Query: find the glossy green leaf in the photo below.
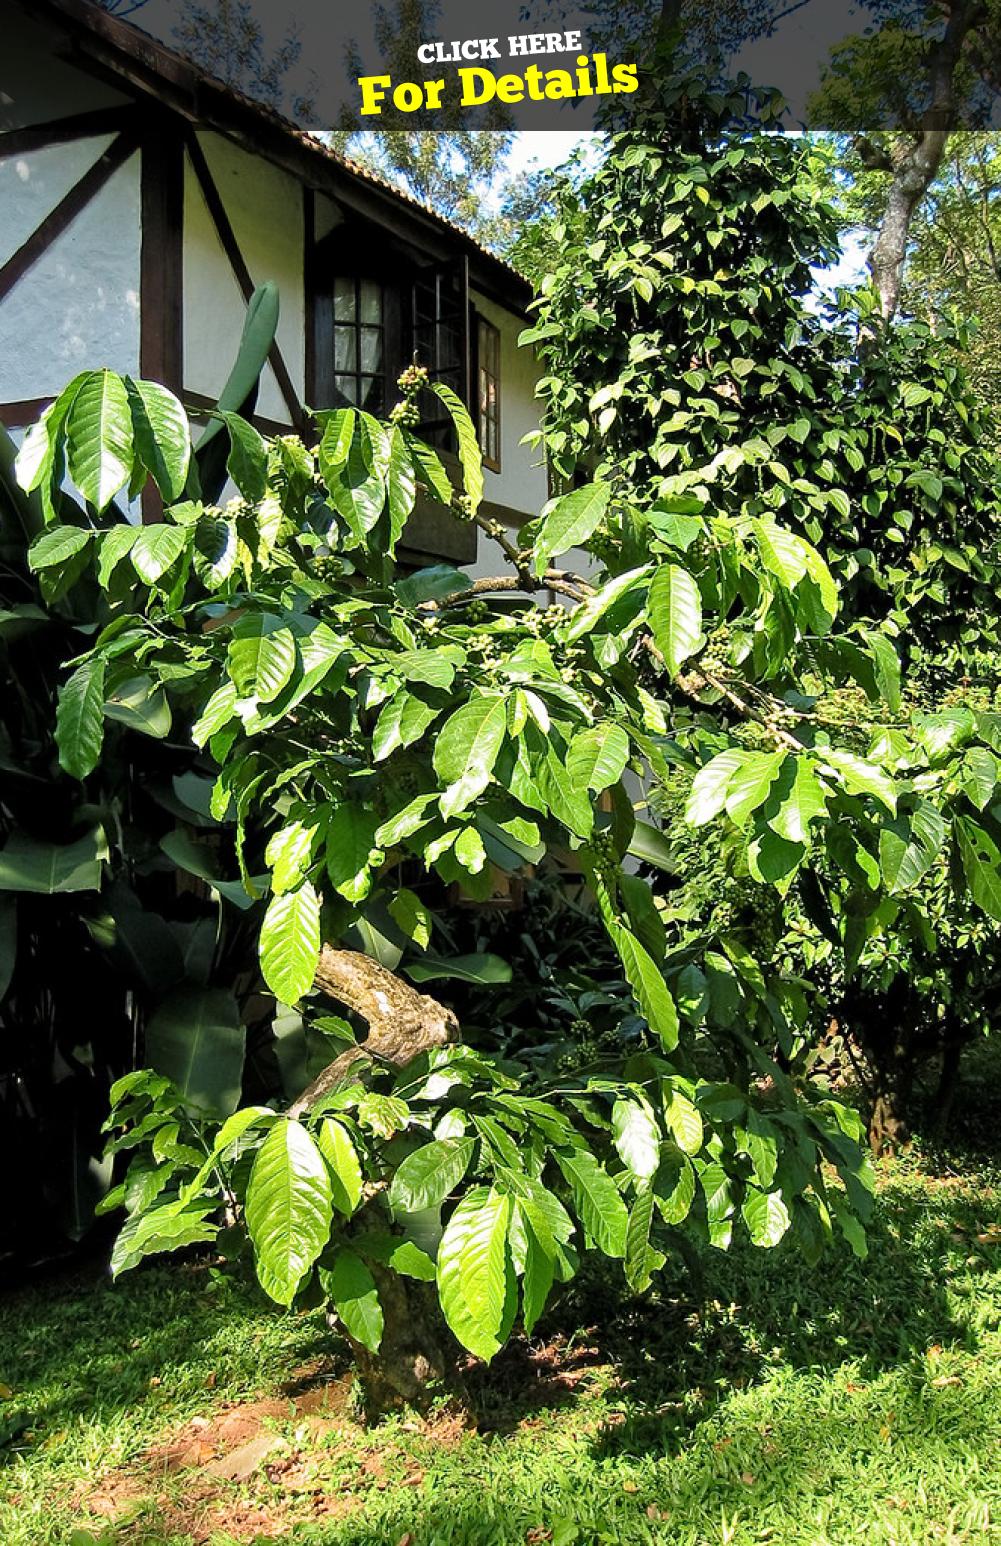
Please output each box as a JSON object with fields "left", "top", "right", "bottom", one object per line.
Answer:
{"left": 131, "top": 524, "right": 187, "bottom": 586}
{"left": 554, "top": 1148, "right": 628, "bottom": 1259}
{"left": 567, "top": 723, "right": 630, "bottom": 794}
{"left": 228, "top": 615, "right": 297, "bottom": 703}
{"left": 65, "top": 369, "right": 134, "bottom": 511}
{"left": 317, "top": 1118, "right": 363, "bottom": 1216}
{"left": 56, "top": 657, "right": 106, "bottom": 780}
{"left": 534, "top": 481, "right": 611, "bottom": 574}
{"left": 145, "top": 986, "right": 245, "bottom": 1116}
{"left": 246, "top": 1119, "right": 333, "bottom": 1306}
{"left": 322, "top": 1249, "right": 383, "bottom": 1352}
{"left": 390, "top": 1137, "right": 476, "bottom": 1213}
{"left": 260, "top": 882, "right": 321, "bottom": 1003}
{"left": 126, "top": 377, "right": 190, "bottom": 502}
{"left": 649, "top": 563, "right": 703, "bottom": 675}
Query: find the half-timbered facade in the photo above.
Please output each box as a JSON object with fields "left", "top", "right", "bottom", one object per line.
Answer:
{"left": 0, "top": 0, "right": 547, "bottom": 563}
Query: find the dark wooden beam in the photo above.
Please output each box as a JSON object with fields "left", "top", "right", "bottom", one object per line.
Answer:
{"left": 185, "top": 130, "right": 305, "bottom": 432}
{"left": 0, "top": 130, "right": 138, "bottom": 306}
{"left": 0, "top": 105, "right": 138, "bottom": 159}
{"left": 140, "top": 114, "right": 184, "bottom": 522}
{"left": 184, "top": 390, "right": 295, "bottom": 439}
{"left": 15, "top": 0, "right": 531, "bottom": 315}
{"left": 0, "top": 397, "right": 52, "bottom": 428}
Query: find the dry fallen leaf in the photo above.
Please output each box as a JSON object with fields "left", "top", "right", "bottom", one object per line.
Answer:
{"left": 741, "top": 1472, "right": 756, "bottom": 1486}
{"left": 622, "top": 1479, "right": 639, "bottom": 1494}
{"left": 0, "top": 1383, "right": 13, "bottom": 1400}
{"left": 931, "top": 1375, "right": 963, "bottom": 1388}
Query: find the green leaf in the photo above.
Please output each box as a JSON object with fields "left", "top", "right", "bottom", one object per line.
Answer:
{"left": 879, "top": 802, "right": 946, "bottom": 894}
{"left": 322, "top": 1249, "right": 383, "bottom": 1352}
{"left": 432, "top": 383, "right": 484, "bottom": 515}
{"left": 145, "top": 986, "right": 245, "bottom": 1116}
{"left": 95, "top": 524, "right": 140, "bottom": 588}
{"left": 390, "top": 1138, "right": 476, "bottom": 1213}
{"left": 260, "top": 882, "right": 321, "bottom": 1004}
{"left": 653, "top": 1150, "right": 695, "bottom": 1225}
{"left": 437, "top": 1187, "right": 513, "bottom": 1361}
{"left": 193, "top": 682, "right": 238, "bottom": 747}
{"left": 867, "top": 633, "right": 901, "bottom": 714}
{"left": 104, "top": 674, "right": 172, "bottom": 739}
{"left": 624, "top": 1187, "right": 663, "bottom": 1293}
{"left": 665, "top": 1089, "right": 703, "bottom": 1156}
{"left": 769, "top": 760, "right": 826, "bottom": 845}
{"left": 554, "top": 1148, "right": 628, "bottom": 1259}
{"left": 317, "top": 1118, "right": 363, "bottom": 1216}
{"left": 957, "top": 817, "right": 1001, "bottom": 921}
{"left": 395, "top": 564, "right": 471, "bottom": 608}
{"left": 372, "top": 692, "right": 437, "bottom": 762}
{"left": 404, "top": 953, "right": 511, "bottom": 985}
{"left": 325, "top": 804, "right": 380, "bottom": 903}
{"left": 27, "top": 525, "right": 92, "bottom": 573}
{"left": 386, "top": 425, "right": 416, "bottom": 548}
{"left": 534, "top": 482, "right": 611, "bottom": 574}
{"left": 434, "top": 696, "right": 507, "bottom": 818}
{"left": 404, "top": 435, "right": 454, "bottom": 507}
{"left": 649, "top": 563, "right": 703, "bottom": 675}
{"left": 725, "top": 752, "right": 786, "bottom": 826}
{"left": 193, "top": 515, "right": 238, "bottom": 589}
{"left": 265, "top": 820, "right": 317, "bottom": 896}
{"left": 753, "top": 519, "right": 808, "bottom": 589}
{"left": 126, "top": 377, "right": 190, "bottom": 502}
{"left": 822, "top": 750, "right": 896, "bottom": 814}
{"left": 221, "top": 411, "right": 267, "bottom": 501}
{"left": 131, "top": 524, "right": 187, "bottom": 586}
{"left": 742, "top": 1187, "right": 791, "bottom": 1248}
{"left": 612, "top": 925, "right": 679, "bottom": 1050}
{"left": 685, "top": 750, "right": 745, "bottom": 826}
{"left": 519, "top": 1203, "right": 556, "bottom": 1334}
{"left": 612, "top": 1098, "right": 661, "bottom": 1181}
{"left": 228, "top": 615, "right": 297, "bottom": 704}
{"left": 567, "top": 723, "right": 630, "bottom": 794}
{"left": 245, "top": 1120, "right": 333, "bottom": 1306}
{"left": 65, "top": 369, "right": 134, "bottom": 511}
{"left": 56, "top": 658, "right": 106, "bottom": 780}
{"left": 0, "top": 828, "right": 104, "bottom": 894}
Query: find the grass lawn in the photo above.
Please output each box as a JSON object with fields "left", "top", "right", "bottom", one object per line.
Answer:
{"left": 1, "top": 1142, "right": 999, "bottom": 1546}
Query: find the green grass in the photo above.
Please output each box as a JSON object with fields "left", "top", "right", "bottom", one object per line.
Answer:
{"left": 1, "top": 1147, "right": 1000, "bottom": 1546}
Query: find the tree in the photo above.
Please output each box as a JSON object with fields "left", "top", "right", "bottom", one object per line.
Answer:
{"left": 168, "top": 0, "right": 316, "bottom": 119}
{"left": 813, "top": 1, "right": 1001, "bottom": 319}
{"left": 523, "top": 79, "right": 1001, "bottom": 1146}
{"left": 331, "top": 0, "right": 513, "bottom": 230}
{"left": 17, "top": 250, "right": 1001, "bottom": 1394}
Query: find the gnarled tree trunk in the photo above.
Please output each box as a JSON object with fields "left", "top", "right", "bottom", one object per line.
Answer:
{"left": 297, "top": 946, "right": 463, "bottom": 1413}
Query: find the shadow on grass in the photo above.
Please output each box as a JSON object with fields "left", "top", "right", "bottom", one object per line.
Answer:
{"left": 0, "top": 1260, "right": 333, "bottom": 1453}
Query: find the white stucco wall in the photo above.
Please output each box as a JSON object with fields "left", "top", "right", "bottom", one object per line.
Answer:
{"left": 471, "top": 288, "right": 547, "bottom": 523}
{"left": 183, "top": 132, "right": 304, "bottom": 425}
{"left": 0, "top": 137, "right": 141, "bottom": 403}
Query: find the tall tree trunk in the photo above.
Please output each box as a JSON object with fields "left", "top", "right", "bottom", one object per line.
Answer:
{"left": 866, "top": 1, "right": 985, "bottom": 320}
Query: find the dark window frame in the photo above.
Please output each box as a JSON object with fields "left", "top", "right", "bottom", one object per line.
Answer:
{"left": 475, "top": 313, "right": 501, "bottom": 473}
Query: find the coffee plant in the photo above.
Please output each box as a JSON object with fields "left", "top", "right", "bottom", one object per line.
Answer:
{"left": 15, "top": 332, "right": 1001, "bottom": 1404}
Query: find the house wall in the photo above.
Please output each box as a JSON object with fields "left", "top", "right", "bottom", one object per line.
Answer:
{"left": 0, "top": 135, "right": 141, "bottom": 404}
{"left": 471, "top": 288, "right": 547, "bottom": 526}
{"left": 183, "top": 132, "right": 305, "bottom": 426}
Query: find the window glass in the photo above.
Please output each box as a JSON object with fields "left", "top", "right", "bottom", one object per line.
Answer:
{"left": 332, "top": 276, "right": 385, "bottom": 413}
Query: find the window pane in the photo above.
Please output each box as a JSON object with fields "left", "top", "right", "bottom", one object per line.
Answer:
{"left": 334, "top": 328, "right": 357, "bottom": 372}
{"left": 359, "top": 280, "right": 382, "bottom": 325}
{"left": 334, "top": 374, "right": 359, "bottom": 405}
{"left": 360, "top": 326, "right": 383, "bottom": 375}
{"left": 360, "top": 376, "right": 384, "bottom": 414}
{"left": 333, "top": 277, "right": 356, "bottom": 322}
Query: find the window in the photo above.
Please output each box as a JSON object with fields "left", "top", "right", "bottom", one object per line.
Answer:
{"left": 332, "top": 276, "right": 385, "bottom": 413}
{"left": 411, "top": 260, "right": 469, "bottom": 449}
{"left": 477, "top": 317, "right": 501, "bottom": 471}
